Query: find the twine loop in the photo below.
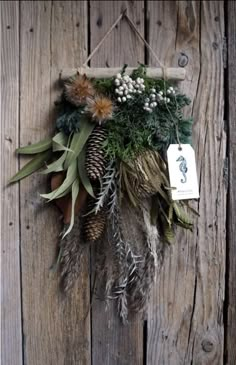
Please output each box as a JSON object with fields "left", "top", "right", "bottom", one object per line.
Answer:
{"left": 81, "top": 9, "right": 167, "bottom": 80}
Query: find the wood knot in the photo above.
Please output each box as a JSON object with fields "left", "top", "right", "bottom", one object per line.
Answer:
{"left": 178, "top": 53, "right": 188, "bottom": 67}
{"left": 201, "top": 339, "right": 214, "bottom": 353}
{"left": 212, "top": 42, "right": 218, "bottom": 50}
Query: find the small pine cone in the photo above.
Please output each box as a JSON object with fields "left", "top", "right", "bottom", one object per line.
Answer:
{"left": 83, "top": 196, "right": 107, "bottom": 242}
{"left": 83, "top": 210, "right": 106, "bottom": 242}
{"left": 86, "top": 126, "right": 107, "bottom": 181}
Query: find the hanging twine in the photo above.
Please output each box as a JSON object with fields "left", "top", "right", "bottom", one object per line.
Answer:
{"left": 79, "top": 9, "right": 166, "bottom": 79}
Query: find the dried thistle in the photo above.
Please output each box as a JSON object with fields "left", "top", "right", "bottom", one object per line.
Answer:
{"left": 86, "top": 95, "right": 113, "bottom": 124}
{"left": 64, "top": 72, "right": 95, "bottom": 106}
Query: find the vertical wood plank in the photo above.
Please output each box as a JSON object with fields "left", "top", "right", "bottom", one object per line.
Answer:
{"left": 89, "top": 1, "right": 144, "bottom": 364}
{"left": 227, "top": 1, "right": 236, "bottom": 364}
{"left": 20, "top": 2, "right": 90, "bottom": 364}
{"left": 147, "top": 1, "right": 226, "bottom": 364}
{"left": 1, "top": 2, "right": 23, "bottom": 364}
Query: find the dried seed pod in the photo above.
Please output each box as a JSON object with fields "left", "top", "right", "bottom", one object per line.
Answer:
{"left": 64, "top": 72, "right": 95, "bottom": 106}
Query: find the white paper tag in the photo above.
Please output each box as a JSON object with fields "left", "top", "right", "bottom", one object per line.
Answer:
{"left": 167, "top": 144, "right": 199, "bottom": 200}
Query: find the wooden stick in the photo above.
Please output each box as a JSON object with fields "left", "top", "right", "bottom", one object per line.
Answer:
{"left": 60, "top": 67, "right": 186, "bottom": 81}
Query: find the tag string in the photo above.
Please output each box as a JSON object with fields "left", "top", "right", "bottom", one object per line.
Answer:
{"left": 81, "top": 9, "right": 167, "bottom": 79}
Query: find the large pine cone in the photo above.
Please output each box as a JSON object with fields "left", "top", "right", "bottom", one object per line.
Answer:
{"left": 85, "top": 126, "right": 107, "bottom": 181}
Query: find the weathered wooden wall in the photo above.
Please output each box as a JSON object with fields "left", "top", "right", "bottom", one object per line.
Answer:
{"left": 1, "top": 1, "right": 235, "bottom": 364}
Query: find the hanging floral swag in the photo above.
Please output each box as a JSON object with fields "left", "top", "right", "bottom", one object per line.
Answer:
{"left": 10, "top": 65, "right": 195, "bottom": 322}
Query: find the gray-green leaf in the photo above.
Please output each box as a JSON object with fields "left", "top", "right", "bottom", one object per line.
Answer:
{"left": 16, "top": 138, "right": 52, "bottom": 154}
{"left": 62, "top": 178, "right": 80, "bottom": 238}
{"left": 52, "top": 132, "right": 71, "bottom": 152}
{"left": 64, "top": 118, "right": 95, "bottom": 170}
{"left": 78, "top": 148, "right": 95, "bottom": 198}
{"left": 40, "top": 160, "right": 77, "bottom": 201}
{"left": 9, "top": 150, "right": 52, "bottom": 183}
{"left": 41, "top": 150, "right": 67, "bottom": 175}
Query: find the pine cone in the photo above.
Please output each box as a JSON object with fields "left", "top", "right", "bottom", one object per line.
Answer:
{"left": 83, "top": 197, "right": 107, "bottom": 242}
{"left": 86, "top": 126, "right": 107, "bottom": 181}
{"left": 83, "top": 210, "right": 106, "bottom": 242}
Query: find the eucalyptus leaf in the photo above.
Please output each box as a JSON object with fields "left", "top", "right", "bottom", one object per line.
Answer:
{"left": 41, "top": 150, "right": 67, "bottom": 175}
{"left": 16, "top": 138, "right": 52, "bottom": 154}
{"left": 62, "top": 178, "right": 80, "bottom": 238}
{"left": 54, "top": 186, "right": 72, "bottom": 199}
{"left": 52, "top": 132, "right": 72, "bottom": 152}
{"left": 78, "top": 148, "right": 95, "bottom": 198}
{"left": 40, "top": 160, "right": 77, "bottom": 201}
{"left": 64, "top": 118, "right": 95, "bottom": 169}
{"left": 9, "top": 150, "right": 52, "bottom": 183}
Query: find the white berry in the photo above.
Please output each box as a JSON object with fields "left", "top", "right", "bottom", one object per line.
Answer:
{"left": 127, "top": 94, "right": 132, "bottom": 99}
{"left": 122, "top": 96, "right": 127, "bottom": 102}
{"left": 116, "top": 73, "right": 122, "bottom": 79}
{"left": 145, "top": 102, "right": 149, "bottom": 107}
{"left": 124, "top": 89, "right": 128, "bottom": 95}
{"left": 117, "top": 97, "right": 122, "bottom": 102}
{"left": 115, "top": 88, "right": 119, "bottom": 94}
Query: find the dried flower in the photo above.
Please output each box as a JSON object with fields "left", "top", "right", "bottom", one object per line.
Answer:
{"left": 64, "top": 72, "right": 95, "bottom": 106}
{"left": 86, "top": 95, "right": 113, "bottom": 124}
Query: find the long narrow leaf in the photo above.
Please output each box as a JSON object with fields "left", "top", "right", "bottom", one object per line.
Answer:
{"left": 9, "top": 150, "right": 52, "bottom": 183}
{"left": 16, "top": 138, "right": 52, "bottom": 154}
{"left": 41, "top": 151, "right": 67, "bottom": 174}
{"left": 64, "top": 118, "right": 95, "bottom": 169}
{"left": 62, "top": 179, "right": 80, "bottom": 238}
{"left": 40, "top": 160, "right": 77, "bottom": 201}
{"left": 52, "top": 132, "right": 72, "bottom": 152}
{"left": 54, "top": 186, "right": 72, "bottom": 199}
{"left": 78, "top": 148, "right": 95, "bottom": 198}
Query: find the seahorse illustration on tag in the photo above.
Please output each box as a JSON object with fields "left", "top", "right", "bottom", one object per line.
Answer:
{"left": 176, "top": 156, "right": 187, "bottom": 183}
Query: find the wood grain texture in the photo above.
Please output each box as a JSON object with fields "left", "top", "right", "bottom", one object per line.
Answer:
{"left": 1, "top": 2, "right": 23, "bottom": 364}
{"left": 1, "top": 1, "right": 230, "bottom": 364}
{"left": 89, "top": 1, "right": 144, "bottom": 364}
{"left": 20, "top": 2, "right": 90, "bottom": 364}
{"left": 147, "top": 1, "right": 226, "bottom": 364}
{"left": 226, "top": 2, "right": 236, "bottom": 364}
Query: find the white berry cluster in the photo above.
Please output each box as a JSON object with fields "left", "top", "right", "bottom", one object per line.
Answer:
{"left": 143, "top": 87, "right": 176, "bottom": 113}
{"left": 114, "top": 73, "right": 145, "bottom": 103}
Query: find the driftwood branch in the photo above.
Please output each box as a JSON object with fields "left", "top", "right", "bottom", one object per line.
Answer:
{"left": 60, "top": 67, "right": 186, "bottom": 81}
